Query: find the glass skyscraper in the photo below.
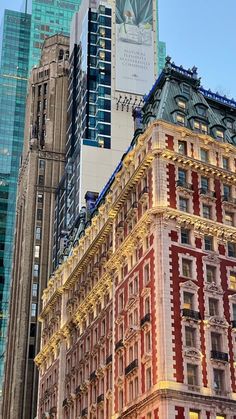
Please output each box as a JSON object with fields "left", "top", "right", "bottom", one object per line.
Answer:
{"left": 29, "top": 0, "right": 82, "bottom": 70}
{"left": 0, "top": 0, "right": 83, "bottom": 396}
{"left": 0, "top": 9, "right": 31, "bottom": 391}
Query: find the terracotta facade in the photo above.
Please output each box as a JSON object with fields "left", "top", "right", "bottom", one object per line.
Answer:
{"left": 36, "top": 120, "right": 236, "bottom": 419}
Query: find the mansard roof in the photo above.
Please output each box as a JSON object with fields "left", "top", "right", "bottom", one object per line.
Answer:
{"left": 143, "top": 56, "right": 236, "bottom": 145}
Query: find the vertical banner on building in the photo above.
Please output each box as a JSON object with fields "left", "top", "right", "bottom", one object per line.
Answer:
{"left": 115, "top": 0, "right": 155, "bottom": 95}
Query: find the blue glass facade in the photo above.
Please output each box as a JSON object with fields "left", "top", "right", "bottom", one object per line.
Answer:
{"left": 0, "top": 9, "right": 31, "bottom": 390}
{"left": 0, "top": 0, "right": 83, "bottom": 394}
{"left": 29, "top": 0, "right": 82, "bottom": 70}
{"left": 53, "top": 3, "right": 112, "bottom": 267}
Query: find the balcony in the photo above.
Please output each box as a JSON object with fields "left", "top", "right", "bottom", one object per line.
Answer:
{"left": 115, "top": 339, "right": 124, "bottom": 351}
{"left": 221, "top": 195, "right": 236, "bottom": 205}
{"left": 176, "top": 180, "right": 192, "bottom": 191}
{"left": 125, "top": 359, "right": 138, "bottom": 376}
{"left": 182, "top": 308, "right": 201, "bottom": 320}
{"left": 140, "top": 313, "right": 151, "bottom": 327}
{"left": 106, "top": 354, "right": 112, "bottom": 365}
{"left": 90, "top": 370, "right": 97, "bottom": 381}
{"left": 81, "top": 407, "right": 88, "bottom": 417}
{"left": 231, "top": 320, "right": 236, "bottom": 329}
{"left": 199, "top": 188, "right": 215, "bottom": 198}
{"left": 97, "top": 393, "right": 104, "bottom": 404}
{"left": 139, "top": 186, "right": 149, "bottom": 203}
{"left": 211, "top": 350, "right": 228, "bottom": 362}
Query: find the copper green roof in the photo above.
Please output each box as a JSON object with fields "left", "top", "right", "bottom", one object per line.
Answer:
{"left": 143, "top": 56, "right": 236, "bottom": 145}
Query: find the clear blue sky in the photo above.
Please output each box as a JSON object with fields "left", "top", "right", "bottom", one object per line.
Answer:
{"left": 1, "top": 0, "right": 236, "bottom": 97}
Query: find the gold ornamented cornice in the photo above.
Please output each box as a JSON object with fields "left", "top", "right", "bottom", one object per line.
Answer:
{"left": 158, "top": 207, "right": 236, "bottom": 242}
{"left": 161, "top": 149, "right": 236, "bottom": 183}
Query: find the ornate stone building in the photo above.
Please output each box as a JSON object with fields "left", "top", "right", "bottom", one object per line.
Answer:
{"left": 3, "top": 35, "right": 69, "bottom": 419}
{"left": 36, "top": 61, "right": 236, "bottom": 419}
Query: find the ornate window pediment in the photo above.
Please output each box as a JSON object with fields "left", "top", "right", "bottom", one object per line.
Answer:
{"left": 204, "top": 282, "right": 223, "bottom": 296}
{"left": 180, "top": 279, "right": 199, "bottom": 292}
{"left": 203, "top": 254, "right": 220, "bottom": 264}
{"left": 184, "top": 348, "right": 201, "bottom": 360}
{"left": 208, "top": 316, "right": 229, "bottom": 329}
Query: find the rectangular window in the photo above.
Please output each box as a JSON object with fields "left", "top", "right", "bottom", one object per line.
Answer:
{"left": 176, "top": 113, "right": 185, "bottom": 126}
{"left": 228, "top": 242, "right": 236, "bottom": 258}
{"left": 206, "top": 265, "right": 216, "bottom": 283}
{"left": 187, "top": 364, "right": 198, "bottom": 386}
{"left": 39, "top": 159, "right": 45, "bottom": 169}
{"left": 181, "top": 228, "right": 190, "bottom": 245}
{"left": 37, "top": 193, "right": 43, "bottom": 203}
{"left": 146, "top": 367, "right": 152, "bottom": 391}
{"left": 31, "top": 303, "right": 37, "bottom": 317}
{"left": 223, "top": 184, "right": 231, "bottom": 198}
{"left": 145, "top": 296, "right": 150, "bottom": 314}
{"left": 134, "top": 376, "right": 139, "bottom": 398}
{"left": 200, "top": 148, "right": 209, "bottom": 162}
{"left": 33, "top": 264, "right": 39, "bottom": 277}
{"left": 194, "top": 122, "right": 207, "bottom": 134}
{"left": 118, "top": 292, "right": 124, "bottom": 312}
{"left": 179, "top": 197, "right": 189, "bottom": 212}
{"left": 182, "top": 259, "right": 192, "bottom": 278}
{"left": 201, "top": 176, "right": 209, "bottom": 191}
{"left": 189, "top": 412, "right": 200, "bottom": 419}
{"left": 185, "top": 326, "right": 196, "bottom": 347}
{"left": 129, "top": 381, "right": 133, "bottom": 402}
{"left": 209, "top": 298, "right": 219, "bottom": 316}
{"left": 134, "top": 276, "right": 139, "bottom": 294}
{"left": 211, "top": 332, "right": 221, "bottom": 351}
{"left": 183, "top": 292, "right": 194, "bottom": 310}
{"left": 37, "top": 209, "right": 43, "bottom": 221}
{"left": 32, "top": 283, "right": 38, "bottom": 298}
{"left": 119, "top": 390, "right": 123, "bottom": 410}
{"left": 222, "top": 157, "right": 229, "bottom": 170}
{"left": 145, "top": 330, "right": 151, "bottom": 352}
{"left": 216, "top": 129, "right": 224, "bottom": 140}
{"left": 225, "top": 212, "right": 234, "bottom": 226}
{"left": 144, "top": 264, "right": 150, "bottom": 284}
{"left": 233, "top": 303, "right": 236, "bottom": 321}
{"left": 204, "top": 235, "right": 213, "bottom": 251}
{"left": 34, "top": 245, "right": 40, "bottom": 258}
{"left": 229, "top": 271, "right": 236, "bottom": 290}
{"left": 178, "top": 168, "right": 187, "bottom": 184}
{"left": 178, "top": 99, "right": 186, "bottom": 110}
{"left": 178, "top": 140, "right": 187, "bottom": 155}
{"left": 35, "top": 227, "right": 41, "bottom": 240}
{"left": 118, "top": 355, "right": 123, "bottom": 375}
{"left": 38, "top": 175, "right": 44, "bottom": 186}
{"left": 202, "top": 204, "right": 211, "bottom": 219}
{"left": 129, "top": 281, "right": 133, "bottom": 296}
{"left": 213, "top": 369, "right": 224, "bottom": 391}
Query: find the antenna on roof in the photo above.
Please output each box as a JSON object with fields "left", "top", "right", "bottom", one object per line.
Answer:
{"left": 24, "top": 0, "right": 28, "bottom": 13}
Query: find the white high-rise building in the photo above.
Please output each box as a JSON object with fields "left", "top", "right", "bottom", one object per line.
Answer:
{"left": 53, "top": 0, "right": 163, "bottom": 267}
